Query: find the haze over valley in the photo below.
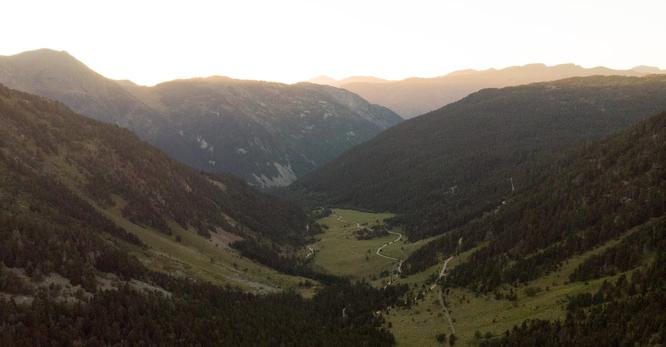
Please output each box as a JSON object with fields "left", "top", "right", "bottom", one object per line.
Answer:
{"left": 310, "top": 64, "right": 665, "bottom": 118}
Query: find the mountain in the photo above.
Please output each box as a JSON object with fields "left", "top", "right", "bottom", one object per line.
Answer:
{"left": 0, "top": 49, "right": 164, "bottom": 138}
{"left": 0, "top": 82, "right": 310, "bottom": 278}
{"left": 0, "top": 49, "right": 402, "bottom": 188}
{"left": 333, "top": 63, "right": 664, "bottom": 118}
{"left": 0, "top": 84, "right": 408, "bottom": 346}
{"left": 140, "top": 77, "right": 401, "bottom": 188}
{"left": 291, "top": 75, "right": 666, "bottom": 239}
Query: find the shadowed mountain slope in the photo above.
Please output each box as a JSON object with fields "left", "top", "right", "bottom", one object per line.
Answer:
{"left": 293, "top": 75, "right": 666, "bottom": 239}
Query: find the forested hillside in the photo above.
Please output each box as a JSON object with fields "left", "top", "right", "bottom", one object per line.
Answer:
{"left": 0, "top": 84, "right": 307, "bottom": 243}
{"left": 386, "top": 111, "right": 666, "bottom": 345}
{"left": 0, "top": 81, "right": 314, "bottom": 292}
{"left": 293, "top": 75, "right": 666, "bottom": 240}
{"left": 404, "top": 111, "right": 666, "bottom": 278}
{"left": 0, "top": 273, "right": 408, "bottom": 346}
{"left": 0, "top": 84, "right": 409, "bottom": 345}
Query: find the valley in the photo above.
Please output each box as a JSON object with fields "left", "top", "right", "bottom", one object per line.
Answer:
{"left": 300, "top": 108, "right": 666, "bottom": 345}
{"left": 1, "top": 72, "right": 664, "bottom": 345}
{"left": 1, "top": 6, "right": 665, "bottom": 343}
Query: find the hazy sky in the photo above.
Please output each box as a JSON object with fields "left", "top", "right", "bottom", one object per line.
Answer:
{"left": 2, "top": 0, "right": 665, "bottom": 85}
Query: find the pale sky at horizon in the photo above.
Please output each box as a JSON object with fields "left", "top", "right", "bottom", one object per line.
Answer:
{"left": 2, "top": 0, "right": 665, "bottom": 86}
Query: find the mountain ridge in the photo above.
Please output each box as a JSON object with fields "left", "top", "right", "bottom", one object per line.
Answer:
{"left": 0, "top": 49, "right": 402, "bottom": 188}
{"left": 310, "top": 63, "right": 665, "bottom": 118}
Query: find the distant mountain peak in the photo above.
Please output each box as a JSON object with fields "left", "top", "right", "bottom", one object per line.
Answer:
{"left": 338, "top": 63, "right": 660, "bottom": 118}
{"left": 14, "top": 48, "right": 72, "bottom": 57}
{"left": 8, "top": 48, "right": 81, "bottom": 66}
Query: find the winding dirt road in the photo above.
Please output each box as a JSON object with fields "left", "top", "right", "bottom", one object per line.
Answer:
{"left": 434, "top": 256, "right": 455, "bottom": 334}
{"left": 375, "top": 231, "right": 403, "bottom": 261}
{"left": 377, "top": 231, "right": 404, "bottom": 288}
{"left": 329, "top": 213, "right": 405, "bottom": 284}
{"left": 430, "top": 256, "right": 454, "bottom": 290}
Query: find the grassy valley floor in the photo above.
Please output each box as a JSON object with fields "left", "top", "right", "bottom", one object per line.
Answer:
{"left": 311, "top": 209, "right": 435, "bottom": 281}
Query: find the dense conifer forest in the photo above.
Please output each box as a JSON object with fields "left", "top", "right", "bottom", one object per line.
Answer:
{"left": 0, "top": 272, "right": 412, "bottom": 346}
{"left": 404, "top": 111, "right": 666, "bottom": 284}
